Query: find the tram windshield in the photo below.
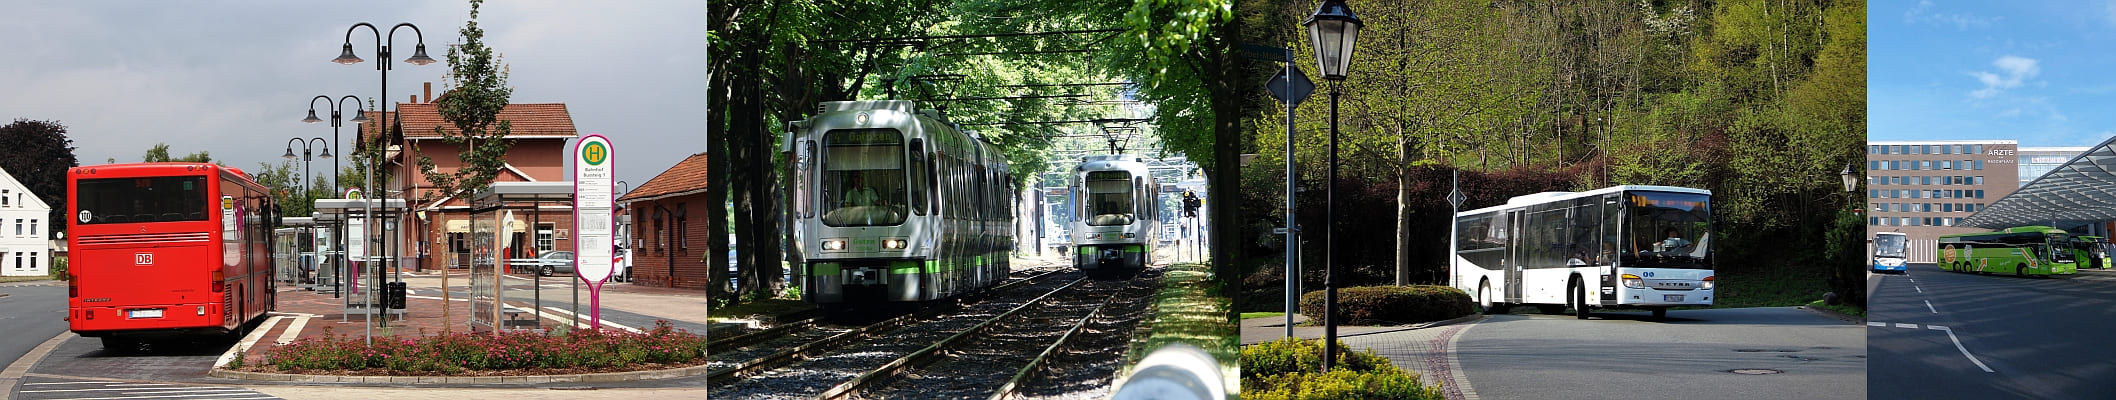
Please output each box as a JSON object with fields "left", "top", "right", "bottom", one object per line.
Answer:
{"left": 1084, "top": 171, "right": 1134, "bottom": 226}
{"left": 1875, "top": 234, "right": 1908, "bottom": 258}
{"left": 1622, "top": 191, "right": 1711, "bottom": 269}
{"left": 821, "top": 129, "right": 908, "bottom": 227}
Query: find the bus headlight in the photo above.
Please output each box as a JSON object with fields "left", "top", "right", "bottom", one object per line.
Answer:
{"left": 822, "top": 240, "right": 847, "bottom": 251}
{"left": 1621, "top": 273, "right": 1644, "bottom": 289}
{"left": 882, "top": 239, "right": 907, "bottom": 249}
{"left": 1701, "top": 276, "right": 1715, "bottom": 290}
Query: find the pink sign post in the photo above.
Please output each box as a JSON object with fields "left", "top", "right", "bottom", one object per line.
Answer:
{"left": 572, "top": 134, "right": 616, "bottom": 329}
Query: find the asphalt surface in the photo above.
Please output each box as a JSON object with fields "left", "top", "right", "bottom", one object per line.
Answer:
{"left": 0, "top": 285, "right": 67, "bottom": 372}
{"left": 1868, "top": 264, "right": 2116, "bottom": 399}
{"left": 1458, "top": 307, "right": 1864, "bottom": 400}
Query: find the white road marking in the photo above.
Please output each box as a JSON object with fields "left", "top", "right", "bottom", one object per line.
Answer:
{"left": 1896, "top": 322, "right": 1919, "bottom": 329}
{"left": 23, "top": 381, "right": 124, "bottom": 385}
{"left": 67, "top": 393, "right": 271, "bottom": 399}
{"left": 274, "top": 314, "right": 311, "bottom": 345}
{"left": 1924, "top": 300, "right": 1937, "bottom": 314}
{"left": 1867, "top": 321, "right": 1887, "bottom": 327}
{"left": 1914, "top": 285, "right": 1923, "bottom": 294}
{"left": 1928, "top": 325, "right": 1996, "bottom": 373}
{"left": 215, "top": 315, "right": 285, "bottom": 369}
{"left": 540, "top": 306, "right": 643, "bottom": 333}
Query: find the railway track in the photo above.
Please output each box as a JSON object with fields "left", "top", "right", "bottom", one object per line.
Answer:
{"left": 706, "top": 268, "right": 1074, "bottom": 397}
{"left": 833, "top": 267, "right": 1163, "bottom": 400}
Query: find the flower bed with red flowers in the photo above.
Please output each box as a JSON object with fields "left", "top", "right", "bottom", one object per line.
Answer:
{"left": 238, "top": 321, "right": 709, "bottom": 376}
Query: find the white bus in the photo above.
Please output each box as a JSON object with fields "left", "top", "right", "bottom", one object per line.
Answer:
{"left": 1453, "top": 185, "right": 1713, "bottom": 319}
{"left": 1872, "top": 231, "right": 1909, "bottom": 273}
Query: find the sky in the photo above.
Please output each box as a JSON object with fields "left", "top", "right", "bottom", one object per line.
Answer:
{"left": 1870, "top": 0, "right": 2116, "bottom": 147}
{"left": 0, "top": 1, "right": 704, "bottom": 191}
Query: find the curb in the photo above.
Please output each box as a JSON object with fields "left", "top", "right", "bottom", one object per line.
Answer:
{"left": 206, "top": 362, "right": 713, "bottom": 384}
{"left": 1797, "top": 305, "right": 1864, "bottom": 324}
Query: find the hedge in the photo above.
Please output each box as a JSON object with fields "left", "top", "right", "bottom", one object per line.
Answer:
{"left": 1298, "top": 285, "right": 1474, "bottom": 326}
{"left": 1240, "top": 337, "right": 1444, "bottom": 400}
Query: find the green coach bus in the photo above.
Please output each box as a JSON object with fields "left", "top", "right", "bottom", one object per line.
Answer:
{"left": 2074, "top": 236, "right": 2111, "bottom": 270}
{"left": 1937, "top": 226, "right": 2078, "bottom": 277}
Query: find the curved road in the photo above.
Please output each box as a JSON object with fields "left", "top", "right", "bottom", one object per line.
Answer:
{"left": 1454, "top": 308, "right": 1863, "bottom": 400}
{"left": 1868, "top": 264, "right": 2116, "bottom": 399}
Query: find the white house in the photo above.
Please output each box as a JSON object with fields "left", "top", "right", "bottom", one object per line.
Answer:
{"left": 0, "top": 167, "right": 51, "bottom": 277}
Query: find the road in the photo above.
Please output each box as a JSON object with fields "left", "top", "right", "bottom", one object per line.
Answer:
{"left": 1457, "top": 308, "right": 1863, "bottom": 400}
{"left": 1868, "top": 264, "right": 2116, "bottom": 399}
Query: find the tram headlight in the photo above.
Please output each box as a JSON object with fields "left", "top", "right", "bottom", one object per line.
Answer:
{"left": 822, "top": 240, "right": 847, "bottom": 251}
{"left": 1701, "top": 276, "right": 1715, "bottom": 290}
{"left": 1620, "top": 273, "right": 1644, "bottom": 289}
{"left": 882, "top": 238, "right": 907, "bottom": 250}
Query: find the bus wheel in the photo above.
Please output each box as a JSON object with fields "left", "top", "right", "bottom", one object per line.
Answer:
{"left": 1478, "top": 280, "right": 1498, "bottom": 315}
{"left": 99, "top": 337, "right": 136, "bottom": 352}
{"left": 1572, "top": 282, "right": 1591, "bottom": 320}
{"left": 2017, "top": 264, "right": 2027, "bottom": 277}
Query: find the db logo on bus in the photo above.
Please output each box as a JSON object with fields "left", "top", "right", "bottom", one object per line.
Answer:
{"left": 134, "top": 253, "right": 154, "bottom": 266}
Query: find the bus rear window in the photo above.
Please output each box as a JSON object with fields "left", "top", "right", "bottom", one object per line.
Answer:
{"left": 77, "top": 177, "right": 209, "bottom": 224}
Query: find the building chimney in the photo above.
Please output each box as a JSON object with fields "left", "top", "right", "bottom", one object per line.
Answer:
{"left": 424, "top": 82, "right": 432, "bottom": 104}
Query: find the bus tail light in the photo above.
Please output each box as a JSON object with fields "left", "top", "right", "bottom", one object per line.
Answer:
{"left": 68, "top": 277, "right": 77, "bottom": 298}
{"left": 210, "top": 269, "right": 225, "bottom": 293}
{"left": 86, "top": 310, "right": 93, "bottom": 320}
{"left": 1620, "top": 273, "right": 1644, "bottom": 289}
{"left": 1701, "top": 276, "right": 1715, "bottom": 290}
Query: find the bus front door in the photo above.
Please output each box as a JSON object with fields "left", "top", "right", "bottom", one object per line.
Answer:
{"left": 1504, "top": 210, "right": 1524, "bottom": 304}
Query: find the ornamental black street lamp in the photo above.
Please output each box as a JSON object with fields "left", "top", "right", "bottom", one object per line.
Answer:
{"left": 1305, "top": 0, "right": 1361, "bottom": 373}
{"left": 283, "top": 137, "right": 334, "bottom": 200}
{"left": 303, "top": 95, "right": 365, "bottom": 195}
{"left": 1840, "top": 162, "right": 1858, "bottom": 193}
{"left": 335, "top": 22, "right": 434, "bottom": 330}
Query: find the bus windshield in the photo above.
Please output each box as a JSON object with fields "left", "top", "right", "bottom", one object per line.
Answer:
{"left": 1875, "top": 235, "right": 1908, "bottom": 258}
{"left": 1624, "top": 191, "right": 1710, "bottom": 268}
{"left": 1084, "top": 171, "right": 1134, "bottom": 226}
{"left": 820, "top": 129, "right": 908, "bottom": 227}
{"left": 76, "top": 176, "right": 209, "bottom": 224}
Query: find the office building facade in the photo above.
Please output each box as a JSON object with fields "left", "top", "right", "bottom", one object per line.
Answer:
{"left": 1866, "top": 140, "right": 2019, "bottom": 262}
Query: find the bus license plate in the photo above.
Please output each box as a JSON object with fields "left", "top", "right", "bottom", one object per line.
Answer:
{"left": 1663, "top": 294, "right": 1684, "bottom": 302}
{"left": 128, "top": 309, "right": 163, "bottom": 319}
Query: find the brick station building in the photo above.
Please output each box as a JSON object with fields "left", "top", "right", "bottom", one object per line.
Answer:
{"left": 616, "top": 152, "right": 710, "bottom": 289}
{"left": 360, "top": 84, "right": 581, "bottom": 271}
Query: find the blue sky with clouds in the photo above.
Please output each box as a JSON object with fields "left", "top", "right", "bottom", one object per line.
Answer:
{"left": 1871, "top": 0, "right": 2116, "bottom": 146}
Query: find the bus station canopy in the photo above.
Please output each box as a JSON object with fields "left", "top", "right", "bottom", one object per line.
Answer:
{"left": 313, "top": 198, "right": 407, "bottom": 222}
{"left": 470, "top": 182, "right": 575, "bottom": 212}
{"left": 1962, "top": 136, "right": 2116, "bottom": 229}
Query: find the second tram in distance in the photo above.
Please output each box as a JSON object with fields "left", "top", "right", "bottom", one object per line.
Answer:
{"left": 1067, "top": 154, "right": 1159, "bottom": 276}
{"left": 787, "top": 100, "right": 1014, "bottom": 313}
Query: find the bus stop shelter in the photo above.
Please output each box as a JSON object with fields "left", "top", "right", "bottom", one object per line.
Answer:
{"left": 315, "top": 198, "right": 407, "bottom": 322}
{"left": 468, "top": 182, "right": 576, "bottom": 333}
{"left": 272, "top": 217, "right": 317, "bottom": 288}
{"left": 1963, "top": 135, "right": 2116, "bottom": 230}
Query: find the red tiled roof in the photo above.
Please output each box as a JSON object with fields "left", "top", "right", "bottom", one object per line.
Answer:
{"left": 358, "top": 102, "right": 577, "bottom": 142}
{"left": 619, "top": 152, "right": 708, "bottom": 203}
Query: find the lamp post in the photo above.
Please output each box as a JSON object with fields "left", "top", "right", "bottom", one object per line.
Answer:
{"left": 335, "top": 22, "right": 435, "bottom": 334}
{"left": 304, "top": 95, "right": 369, "bottom": 195}
{"left": 283, "top": 137, "right": 334, "bottom": 201}
{"left": 1305, "top": 0, "right": 1361, "bottom": 373}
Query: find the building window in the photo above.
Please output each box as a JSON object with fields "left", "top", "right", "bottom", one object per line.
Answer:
{"left": 536, "top": 223, "right": 555, "bottom": 253}
{"left": 28, "top": 220, "right": 35, "bottom": 237}
{"left": 12, "top": 219, "right": 18, "bottom": 236}
{"left": 1, "top": 189, "right": 8, "bottom": 206}
{"left": 1869, "top": 160, "right": 1881, "bottom": 170}
{"left": 677, "top": 203, "right": 689, "bottom": 250}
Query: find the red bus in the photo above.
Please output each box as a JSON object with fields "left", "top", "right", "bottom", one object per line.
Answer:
{"left": 67, "top": 163, "right": 278, "bottom": 350}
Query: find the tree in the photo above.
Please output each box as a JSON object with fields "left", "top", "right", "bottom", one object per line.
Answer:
{"left": 0, "top": 119, "right": 80, "bottom": 235}
{"left": 142, "top": 143, "right": 217, "bottom": 164}
{"left": 416, "top": 0, "right": 515, "bottom": 211}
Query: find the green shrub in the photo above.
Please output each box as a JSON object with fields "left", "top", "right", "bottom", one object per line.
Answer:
{"left": 50, "top": 257, "right": 68, "bottom": 281}
{"left": 1240, "top": 337, "right": 1393, "bottom": 380}
{"left": 261, "top": 321, "right": 708, "bottom": 373}
{"left": 1246, "top": 368, "right": 1443, "bottom": 400}
{"left": 1298, "top": 285, "right": 1474, "bottom": 326}
{"left": 1240, "top": 337, "right": 1443, "bottom": 400}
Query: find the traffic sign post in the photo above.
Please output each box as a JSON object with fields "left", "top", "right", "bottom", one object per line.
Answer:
{"left": 1448, "top": 171, "right": 1464, "bottom": 288}
{"left": 1266, "top": 46, "right": 1315, "bottom": 339}
{"left": 573, "top": 134, "right": 616, "bottom": 329}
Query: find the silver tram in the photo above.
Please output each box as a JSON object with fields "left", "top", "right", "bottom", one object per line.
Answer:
{"left": 785, "top": 100, "right": 1014, "bottom": 311}
{"left": 1068, "top": 154, "right": 1159, "bottom": 274}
